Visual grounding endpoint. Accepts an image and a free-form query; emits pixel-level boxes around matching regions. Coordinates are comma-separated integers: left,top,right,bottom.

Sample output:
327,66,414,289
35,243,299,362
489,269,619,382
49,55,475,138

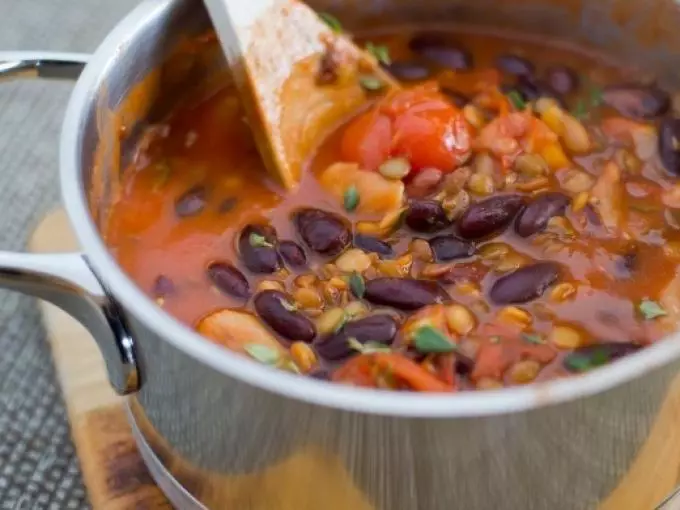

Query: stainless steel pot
4,0,680,508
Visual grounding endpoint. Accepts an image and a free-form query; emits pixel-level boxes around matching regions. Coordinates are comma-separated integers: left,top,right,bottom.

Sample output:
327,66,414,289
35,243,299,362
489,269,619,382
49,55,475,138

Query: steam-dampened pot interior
104,18,680,392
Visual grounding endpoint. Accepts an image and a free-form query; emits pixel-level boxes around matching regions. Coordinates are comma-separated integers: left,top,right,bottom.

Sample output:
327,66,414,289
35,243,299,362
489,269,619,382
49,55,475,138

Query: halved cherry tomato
340,82,472,174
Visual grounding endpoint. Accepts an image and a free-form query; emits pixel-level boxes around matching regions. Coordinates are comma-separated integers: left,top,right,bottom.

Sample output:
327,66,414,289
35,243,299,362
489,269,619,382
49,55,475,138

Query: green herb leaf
589,85,604,107
359,75,385,92
249,232,273,248
506,90,526,110
365,42,391,65
571,99,587,120
348,337,392,354
639,299,667,320
563,348,610,373
348,272,366,298
413,326,457,353
319,12,342,33
563,352,592,372
522,333,545,345
343,185,360,211
244,344,280,365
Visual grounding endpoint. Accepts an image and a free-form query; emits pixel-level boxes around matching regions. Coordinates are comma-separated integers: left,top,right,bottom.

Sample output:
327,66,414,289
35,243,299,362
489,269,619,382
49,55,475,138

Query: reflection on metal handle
0,52,89,81
0,51,139,394
0,252,139,394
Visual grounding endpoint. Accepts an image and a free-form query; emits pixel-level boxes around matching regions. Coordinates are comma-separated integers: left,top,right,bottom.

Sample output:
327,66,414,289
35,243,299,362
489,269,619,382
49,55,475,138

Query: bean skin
546,66,579,95
364,278,450,310
207,262,250,299
315,315,398,361
354,234,395,259
659,116,680,175
238,224,282,274
254,290,316,342
489,262,562,304
385,61,431,81
278,240,308,269
175,185,206,217
458,195,525,240
409,33,472,70
602,85,670,120
405,199,452,233
496,55,534,76
294,208,352,256
152,274,175,298
429,235,475,262
515,192,570,237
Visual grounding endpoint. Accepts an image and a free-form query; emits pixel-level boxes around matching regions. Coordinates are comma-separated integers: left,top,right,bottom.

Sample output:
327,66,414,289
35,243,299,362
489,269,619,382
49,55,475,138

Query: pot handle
0,52,139,395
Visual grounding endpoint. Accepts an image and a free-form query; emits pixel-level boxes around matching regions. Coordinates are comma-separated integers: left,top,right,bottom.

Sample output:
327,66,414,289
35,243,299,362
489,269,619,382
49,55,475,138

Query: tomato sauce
105,23,680,391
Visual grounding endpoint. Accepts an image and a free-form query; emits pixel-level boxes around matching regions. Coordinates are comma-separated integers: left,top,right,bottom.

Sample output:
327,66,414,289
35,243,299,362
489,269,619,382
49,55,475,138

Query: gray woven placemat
0,1,139,508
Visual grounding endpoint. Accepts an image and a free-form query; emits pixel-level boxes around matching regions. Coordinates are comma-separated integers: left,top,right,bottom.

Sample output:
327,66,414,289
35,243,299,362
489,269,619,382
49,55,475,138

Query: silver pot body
4,0,680,508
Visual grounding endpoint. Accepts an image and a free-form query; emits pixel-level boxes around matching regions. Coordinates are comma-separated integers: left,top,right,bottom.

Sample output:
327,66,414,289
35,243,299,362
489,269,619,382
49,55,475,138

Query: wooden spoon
202,0,399,190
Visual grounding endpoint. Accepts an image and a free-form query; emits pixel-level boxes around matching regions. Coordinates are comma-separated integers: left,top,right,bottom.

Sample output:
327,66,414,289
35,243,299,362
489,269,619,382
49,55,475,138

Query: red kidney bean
489,262,561,304
441,88,469,108
294,208,352,256
515,75,565,106
364,278,450,310
602,85,670,119
405,199,452,233
207,262,250,299
354,234,394,259
175,185,206,217
429,235,475,262
309,368,331,380
563,342,640,373
385,61,431,81
254,290,316,342
545,66,579,95
278,240,308,269
515,192,569,237
238,224,282,274
496,55,534,76
409,33,472,70
152,274,175,298
659,116,680,175
457,194,525,240
315,315,398,361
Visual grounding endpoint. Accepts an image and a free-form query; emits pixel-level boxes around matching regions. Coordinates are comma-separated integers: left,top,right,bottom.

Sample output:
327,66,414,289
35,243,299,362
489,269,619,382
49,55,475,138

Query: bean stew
105,19,680,392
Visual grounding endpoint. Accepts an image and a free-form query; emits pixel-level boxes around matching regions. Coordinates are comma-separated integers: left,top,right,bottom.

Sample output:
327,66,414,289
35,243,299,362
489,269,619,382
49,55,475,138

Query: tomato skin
340,83,472,174
340,110,391,172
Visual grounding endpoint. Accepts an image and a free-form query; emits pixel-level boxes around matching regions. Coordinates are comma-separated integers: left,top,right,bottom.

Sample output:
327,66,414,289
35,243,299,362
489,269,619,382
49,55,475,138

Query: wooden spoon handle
203,0,397,190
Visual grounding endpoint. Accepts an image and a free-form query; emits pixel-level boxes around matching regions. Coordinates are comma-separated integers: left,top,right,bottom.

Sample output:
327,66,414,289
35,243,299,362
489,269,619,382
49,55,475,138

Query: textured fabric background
0,1,139,508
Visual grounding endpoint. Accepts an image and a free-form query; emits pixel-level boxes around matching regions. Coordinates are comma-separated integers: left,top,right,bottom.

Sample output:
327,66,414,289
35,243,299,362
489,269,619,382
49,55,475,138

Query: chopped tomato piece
333,353,455,392
471,343,509,382
340,110,391,172
340,83,472,173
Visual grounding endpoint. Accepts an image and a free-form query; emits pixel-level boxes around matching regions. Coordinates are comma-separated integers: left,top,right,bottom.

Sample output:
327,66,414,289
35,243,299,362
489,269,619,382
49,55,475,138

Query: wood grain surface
28,209,680,509
29,209,171,509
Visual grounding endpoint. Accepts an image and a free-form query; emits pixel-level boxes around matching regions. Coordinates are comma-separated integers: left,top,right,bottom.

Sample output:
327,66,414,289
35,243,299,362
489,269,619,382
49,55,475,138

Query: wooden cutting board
29,209,171,510
27,208,680,510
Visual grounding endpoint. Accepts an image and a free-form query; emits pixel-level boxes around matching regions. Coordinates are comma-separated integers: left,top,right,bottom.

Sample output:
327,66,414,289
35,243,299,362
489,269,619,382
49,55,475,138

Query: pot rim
60,0,680,418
